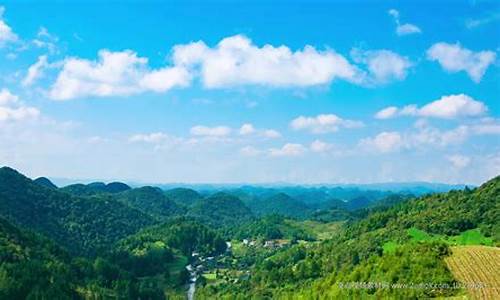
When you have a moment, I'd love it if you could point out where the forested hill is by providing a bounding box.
[164,187,203,207]
[0,167,155,255]
[188,192,254,227]
[245,192,312,218]
[113,186,185,220]
[60,181,131,196]
[33,177,58,189]
[0,216,78,299]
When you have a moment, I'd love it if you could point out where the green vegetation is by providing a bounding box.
[165,188,202,207]
[61,181,131,196]
[230,215,315,241]
[197,176,499,299]
[0,166,498,299]
[0,167,155,255]
[113,186,185,220]
[244,193,312,219]
[188,192,254,228]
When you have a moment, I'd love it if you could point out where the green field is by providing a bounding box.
[286,220,344,240]
[407,227,493,246]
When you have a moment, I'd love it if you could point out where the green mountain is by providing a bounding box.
[33,177,58,189]
[0,167,155,255]
[245,192,312,218]
[114,186,185,220]
[188,192,253,227]
[164,187,203,207]
[61,181,131,196]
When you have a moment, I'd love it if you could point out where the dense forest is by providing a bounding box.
[0,166,498,299]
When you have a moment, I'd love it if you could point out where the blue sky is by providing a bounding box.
[0,0,499,184]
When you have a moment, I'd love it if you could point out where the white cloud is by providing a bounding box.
[352,49,412,84]
[375,106,398,119]
[22,55,49,86]
[32,27,59,54]
[360,131,403,153]
[0,89,40,122]
[240,146,262,156]
[310,140,332,153]
[49,50,191,100]
[47,35,416,100]
[465,13,500,29]
[427,42,496,82]
[375,94,487,119]
[413,125,469,147]
[190,125,232,137]
[418,94,487,118]
[447,155,471,168]
[238,123,281,138]
[269,143,306,157]
[173,34,362,88]
[129,132,170,143]
[470,118,500,135]
[388,9,422,36]
[0,7,18,46]
[0,106,40,122]
[360,121,481,154]
[239,123,255,135]
[0,88,18,105]
[290,114,363,134]
[262,129,281,139]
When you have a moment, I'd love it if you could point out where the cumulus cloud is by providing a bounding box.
[290,114,363,134]
[269,143,306,157]
[173,34,363,88]
[22,55,49,86]
[0,88,18,105]
[359,121,479,154]
[49,50,191,100]
[360,131,404,153]
[374,106,398,119]
[262,129,281,139]
[237,123,281,139]
[239,123,255,135]
[129,132,170,143]
[0,89,40,122]
[310,140,333,153]
[375,94,487,120]
[388,9,422,36]
[0,7,18,46]
[351,49,412,84]
[447,154,471,168]
[46,35,416,100]
[427,42,496,82]
[190,125,232,137]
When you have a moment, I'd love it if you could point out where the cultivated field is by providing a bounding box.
[445,246,500,300]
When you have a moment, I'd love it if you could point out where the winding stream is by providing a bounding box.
[186,264,196,300]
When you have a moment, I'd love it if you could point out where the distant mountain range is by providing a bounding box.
[48,177,470,196]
